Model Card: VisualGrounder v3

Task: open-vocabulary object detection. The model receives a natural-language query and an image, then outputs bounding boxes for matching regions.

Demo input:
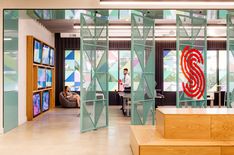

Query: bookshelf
[26,36,56,121]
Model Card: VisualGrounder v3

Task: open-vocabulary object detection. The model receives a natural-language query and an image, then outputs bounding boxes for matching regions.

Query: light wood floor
[0,106,133,155]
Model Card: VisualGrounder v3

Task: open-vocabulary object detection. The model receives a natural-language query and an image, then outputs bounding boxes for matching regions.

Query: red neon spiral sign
[181,46,205,99]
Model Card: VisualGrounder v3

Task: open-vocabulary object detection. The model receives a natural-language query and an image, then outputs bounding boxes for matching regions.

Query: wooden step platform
[130,126,234,155]
[156,108,234,140]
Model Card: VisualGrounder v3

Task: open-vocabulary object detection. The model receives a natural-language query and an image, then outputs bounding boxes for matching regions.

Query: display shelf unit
[26,36,56,121]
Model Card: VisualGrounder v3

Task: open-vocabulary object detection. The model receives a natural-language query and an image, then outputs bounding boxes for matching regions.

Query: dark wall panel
[55,33,80,106]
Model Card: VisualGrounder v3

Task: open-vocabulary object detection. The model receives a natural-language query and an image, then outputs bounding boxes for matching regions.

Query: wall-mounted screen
[46,69,52,87]
[38,68,46,88]
[42,44,50,65]
[42,91,50,111]
[33,40,42,63]
[33,93,41,117]
[50,48,54,66]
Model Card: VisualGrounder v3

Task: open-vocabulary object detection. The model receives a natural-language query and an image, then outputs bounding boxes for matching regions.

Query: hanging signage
[180,46,205,99]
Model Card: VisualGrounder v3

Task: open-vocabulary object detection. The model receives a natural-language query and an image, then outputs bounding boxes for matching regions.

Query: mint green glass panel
[176,11,207,108]
[119,50,131,80]
[131,13,155,125]
[219,10,228,19]
[80,12,109,132]
[109,10,119,20]
[207,50,217,92]
[3,10,19,132]
[120,10,130,20]
[219,50,227,91]
[226,12,234,108]
[163,10,176,19]
[108,50,118,91]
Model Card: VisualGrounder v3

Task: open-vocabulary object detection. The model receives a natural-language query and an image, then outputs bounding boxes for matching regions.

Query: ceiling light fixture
[73,23,80,29]
[109,37,226,41]
[70,25,226,30]
[4,38,12,41]
[100,1,234,9]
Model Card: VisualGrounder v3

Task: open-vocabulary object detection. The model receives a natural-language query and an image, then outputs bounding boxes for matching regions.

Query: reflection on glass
[163,50,176,91]
[109,10,119,20]
[219,50,227,91]
[108,50,118,91]
[119,10,130,21]
[119,50,131,80]
[207,50,217,92]
[163,10,176,19]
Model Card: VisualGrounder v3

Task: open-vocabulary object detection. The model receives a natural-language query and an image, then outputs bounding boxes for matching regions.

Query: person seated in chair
[63,86,80,108]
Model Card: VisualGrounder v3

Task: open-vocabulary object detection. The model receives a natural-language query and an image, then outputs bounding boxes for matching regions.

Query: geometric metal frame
[131,13,155,125]
[80,12,109,132]
[176,11,207,108]
[226,12,234,108]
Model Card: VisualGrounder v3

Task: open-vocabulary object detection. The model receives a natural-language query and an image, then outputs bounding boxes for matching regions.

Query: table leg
[210,100,214,108]
[219,92,221,108]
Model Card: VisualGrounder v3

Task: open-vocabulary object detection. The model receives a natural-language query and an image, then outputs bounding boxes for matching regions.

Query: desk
[208,91,222,108]
[207,97,214,108]
[118,92,131,116]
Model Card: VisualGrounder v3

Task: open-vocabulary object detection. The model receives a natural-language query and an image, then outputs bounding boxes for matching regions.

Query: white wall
[18,12,54,125]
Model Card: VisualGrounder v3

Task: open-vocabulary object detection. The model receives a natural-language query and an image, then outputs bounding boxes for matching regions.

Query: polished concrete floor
[0,106,133,155]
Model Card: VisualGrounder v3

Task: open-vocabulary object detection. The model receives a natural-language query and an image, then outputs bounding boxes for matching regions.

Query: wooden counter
[130,125,234,155]
[156,108,234,140]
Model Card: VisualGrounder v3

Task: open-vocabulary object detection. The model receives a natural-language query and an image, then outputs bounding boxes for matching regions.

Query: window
[119,10,130,21]
[64,50,80,91]
[163,49,227,92]
[64,50,131,91]
[207,50,217,92]
[219,50,227,91]
[163,10,176,19]
[109,10,119,20]
[163,50,176,91]
[108,50,119,91]
[109,50,131,91]
[119,50,131,80]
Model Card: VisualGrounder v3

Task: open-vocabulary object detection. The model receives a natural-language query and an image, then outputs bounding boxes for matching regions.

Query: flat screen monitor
[42,44,50,65]
[33,40,42,63]
[46,69,52,87]
[33,93,41,117]
[50,48,54,66]
[38,68,46,88]
[42,91,50,111]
